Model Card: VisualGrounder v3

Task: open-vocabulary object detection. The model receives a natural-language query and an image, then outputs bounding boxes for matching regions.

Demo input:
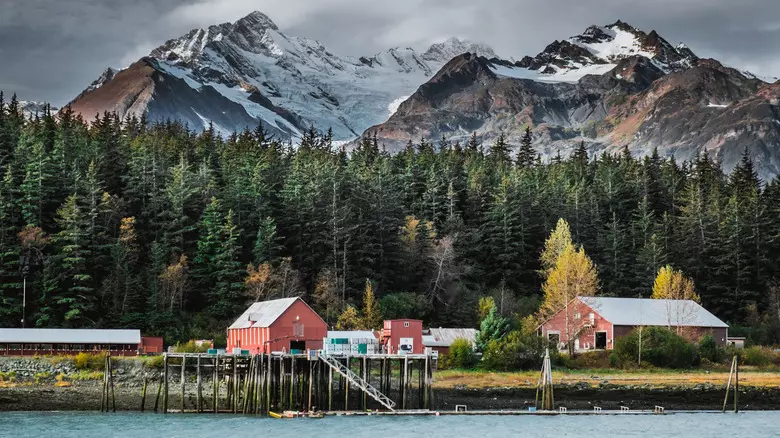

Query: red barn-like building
[227,298,327,354]
[382,320,423,355]
[539,297,729,353]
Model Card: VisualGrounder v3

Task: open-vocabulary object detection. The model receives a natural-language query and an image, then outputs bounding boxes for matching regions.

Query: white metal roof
[423,328,479,347]
[0,329,141,344]
[326,331,377,340]
[578,297,728,328]
[229,297,300,329]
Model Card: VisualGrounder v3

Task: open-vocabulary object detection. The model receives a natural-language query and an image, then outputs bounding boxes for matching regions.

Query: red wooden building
[381,319,423,355]
[0,329,149,356]
[539,297,729,353]
[227,297,328,354]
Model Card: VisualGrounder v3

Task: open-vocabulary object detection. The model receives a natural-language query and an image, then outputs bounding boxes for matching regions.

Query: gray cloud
[2,0,778,105]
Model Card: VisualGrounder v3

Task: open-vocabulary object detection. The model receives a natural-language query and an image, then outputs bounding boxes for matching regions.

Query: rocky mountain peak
[514,20,698,77]
[236,11,279,31]
[422,37,497,64]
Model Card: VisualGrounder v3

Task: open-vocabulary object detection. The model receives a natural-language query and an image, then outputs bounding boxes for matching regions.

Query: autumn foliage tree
[652,265,701,334]
[539,235,599,353]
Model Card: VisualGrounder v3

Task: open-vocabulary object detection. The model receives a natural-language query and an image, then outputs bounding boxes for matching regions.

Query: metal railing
[318,352,396,411]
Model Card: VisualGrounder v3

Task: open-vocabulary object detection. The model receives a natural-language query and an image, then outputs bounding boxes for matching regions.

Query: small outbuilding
[382,319,423,355]
[422,328,478,358]
[539,297,729,353]
[227,297,328,355]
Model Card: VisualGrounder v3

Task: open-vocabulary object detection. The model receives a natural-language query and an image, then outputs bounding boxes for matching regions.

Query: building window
[589,313,595,325]
[293,322,304,337]
[404,322,410,328]
[574,312,581,320]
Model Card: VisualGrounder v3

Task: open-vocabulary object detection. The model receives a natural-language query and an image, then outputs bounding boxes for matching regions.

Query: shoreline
[2,383,778,412]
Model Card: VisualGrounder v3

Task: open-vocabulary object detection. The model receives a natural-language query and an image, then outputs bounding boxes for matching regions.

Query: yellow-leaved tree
[540,218,573,277]
[539,243,599,353]
[651,265,700,333]
[336,305,361,330]
[361,279,382,330]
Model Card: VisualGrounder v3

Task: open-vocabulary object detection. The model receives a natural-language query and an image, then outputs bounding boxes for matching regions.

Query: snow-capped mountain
[20,101,58,119]
[68,11,495,140]
[422,37,497,64]
[490,20,699,83]
[366,21,780,179]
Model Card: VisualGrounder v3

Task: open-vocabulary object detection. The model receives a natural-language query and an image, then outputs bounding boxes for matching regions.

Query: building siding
[226,299,327,354]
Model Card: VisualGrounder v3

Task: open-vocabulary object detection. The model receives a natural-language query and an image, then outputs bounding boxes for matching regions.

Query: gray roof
[326,331,377,340]
[423,328,478,347]
[0,329,141,344]
[578,297,728,328]
[229,297,300,329]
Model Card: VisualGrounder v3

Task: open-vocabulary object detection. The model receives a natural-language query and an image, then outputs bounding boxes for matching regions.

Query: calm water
[2,411,779,438]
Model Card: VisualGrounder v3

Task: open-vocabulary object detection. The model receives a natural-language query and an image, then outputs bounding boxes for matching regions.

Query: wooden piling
[735,355,739,413]
[108,355,116,413]
[213,356,219,413]
[308,361,314,412]
[141,376,148,412]
[154,379,162,413]
[163,353,169,414]
[180,356,186,412]
[232,356,238,413]
[402,356,408,410]
[196,355,202,413]
[327,365,333,411]
[723,355,736,413]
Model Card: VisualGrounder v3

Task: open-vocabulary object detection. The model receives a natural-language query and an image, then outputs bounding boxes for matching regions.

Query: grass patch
[69,370,104,381]
[33,372,52,384]
[433,368,780,389]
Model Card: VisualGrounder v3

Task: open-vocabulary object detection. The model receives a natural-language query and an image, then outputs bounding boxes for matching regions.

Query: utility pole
[19,255,29,328]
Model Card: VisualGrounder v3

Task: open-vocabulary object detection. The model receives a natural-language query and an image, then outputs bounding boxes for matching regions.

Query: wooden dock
[153,352,434,415]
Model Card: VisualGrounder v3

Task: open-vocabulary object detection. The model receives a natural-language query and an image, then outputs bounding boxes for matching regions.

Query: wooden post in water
[108,355,116,413]
[290,356,295,410]
[140,376,148,412]
[266,355,272,414]
[196,355,202,413]
[402,356,408,410]
[154,379,162,412]
[327,364,333,411]
[735,355,739,413]
[307,361,314,412]
[423,354,429,410]
[723,355,736,413]
[180,356,186,412]
[362,357,367,411]
[213,356,219,413]
[163,353,169,414]
[344,357,350,411]
[100,355,107,412]
[232,356,238,413]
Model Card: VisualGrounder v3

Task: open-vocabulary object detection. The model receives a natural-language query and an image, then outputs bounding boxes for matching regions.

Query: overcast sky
[2,0,778,105]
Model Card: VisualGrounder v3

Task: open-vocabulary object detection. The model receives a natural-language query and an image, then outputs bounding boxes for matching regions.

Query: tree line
[0,92,778,344]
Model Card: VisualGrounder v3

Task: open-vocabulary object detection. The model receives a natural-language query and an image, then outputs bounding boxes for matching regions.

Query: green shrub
[172,340,210,354]
[73,352,106,371]
[444,338,478,370]
[741,346,778,367]
[612,327,699,369]
[141,355,165,369]
[0,371,17,382]
[561,351,611,370]
[481,330,548,371]
[33,372,52,384]
[698,335,724,363]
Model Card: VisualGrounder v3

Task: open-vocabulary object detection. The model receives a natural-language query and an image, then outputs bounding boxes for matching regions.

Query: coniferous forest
[1,93,779,345]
